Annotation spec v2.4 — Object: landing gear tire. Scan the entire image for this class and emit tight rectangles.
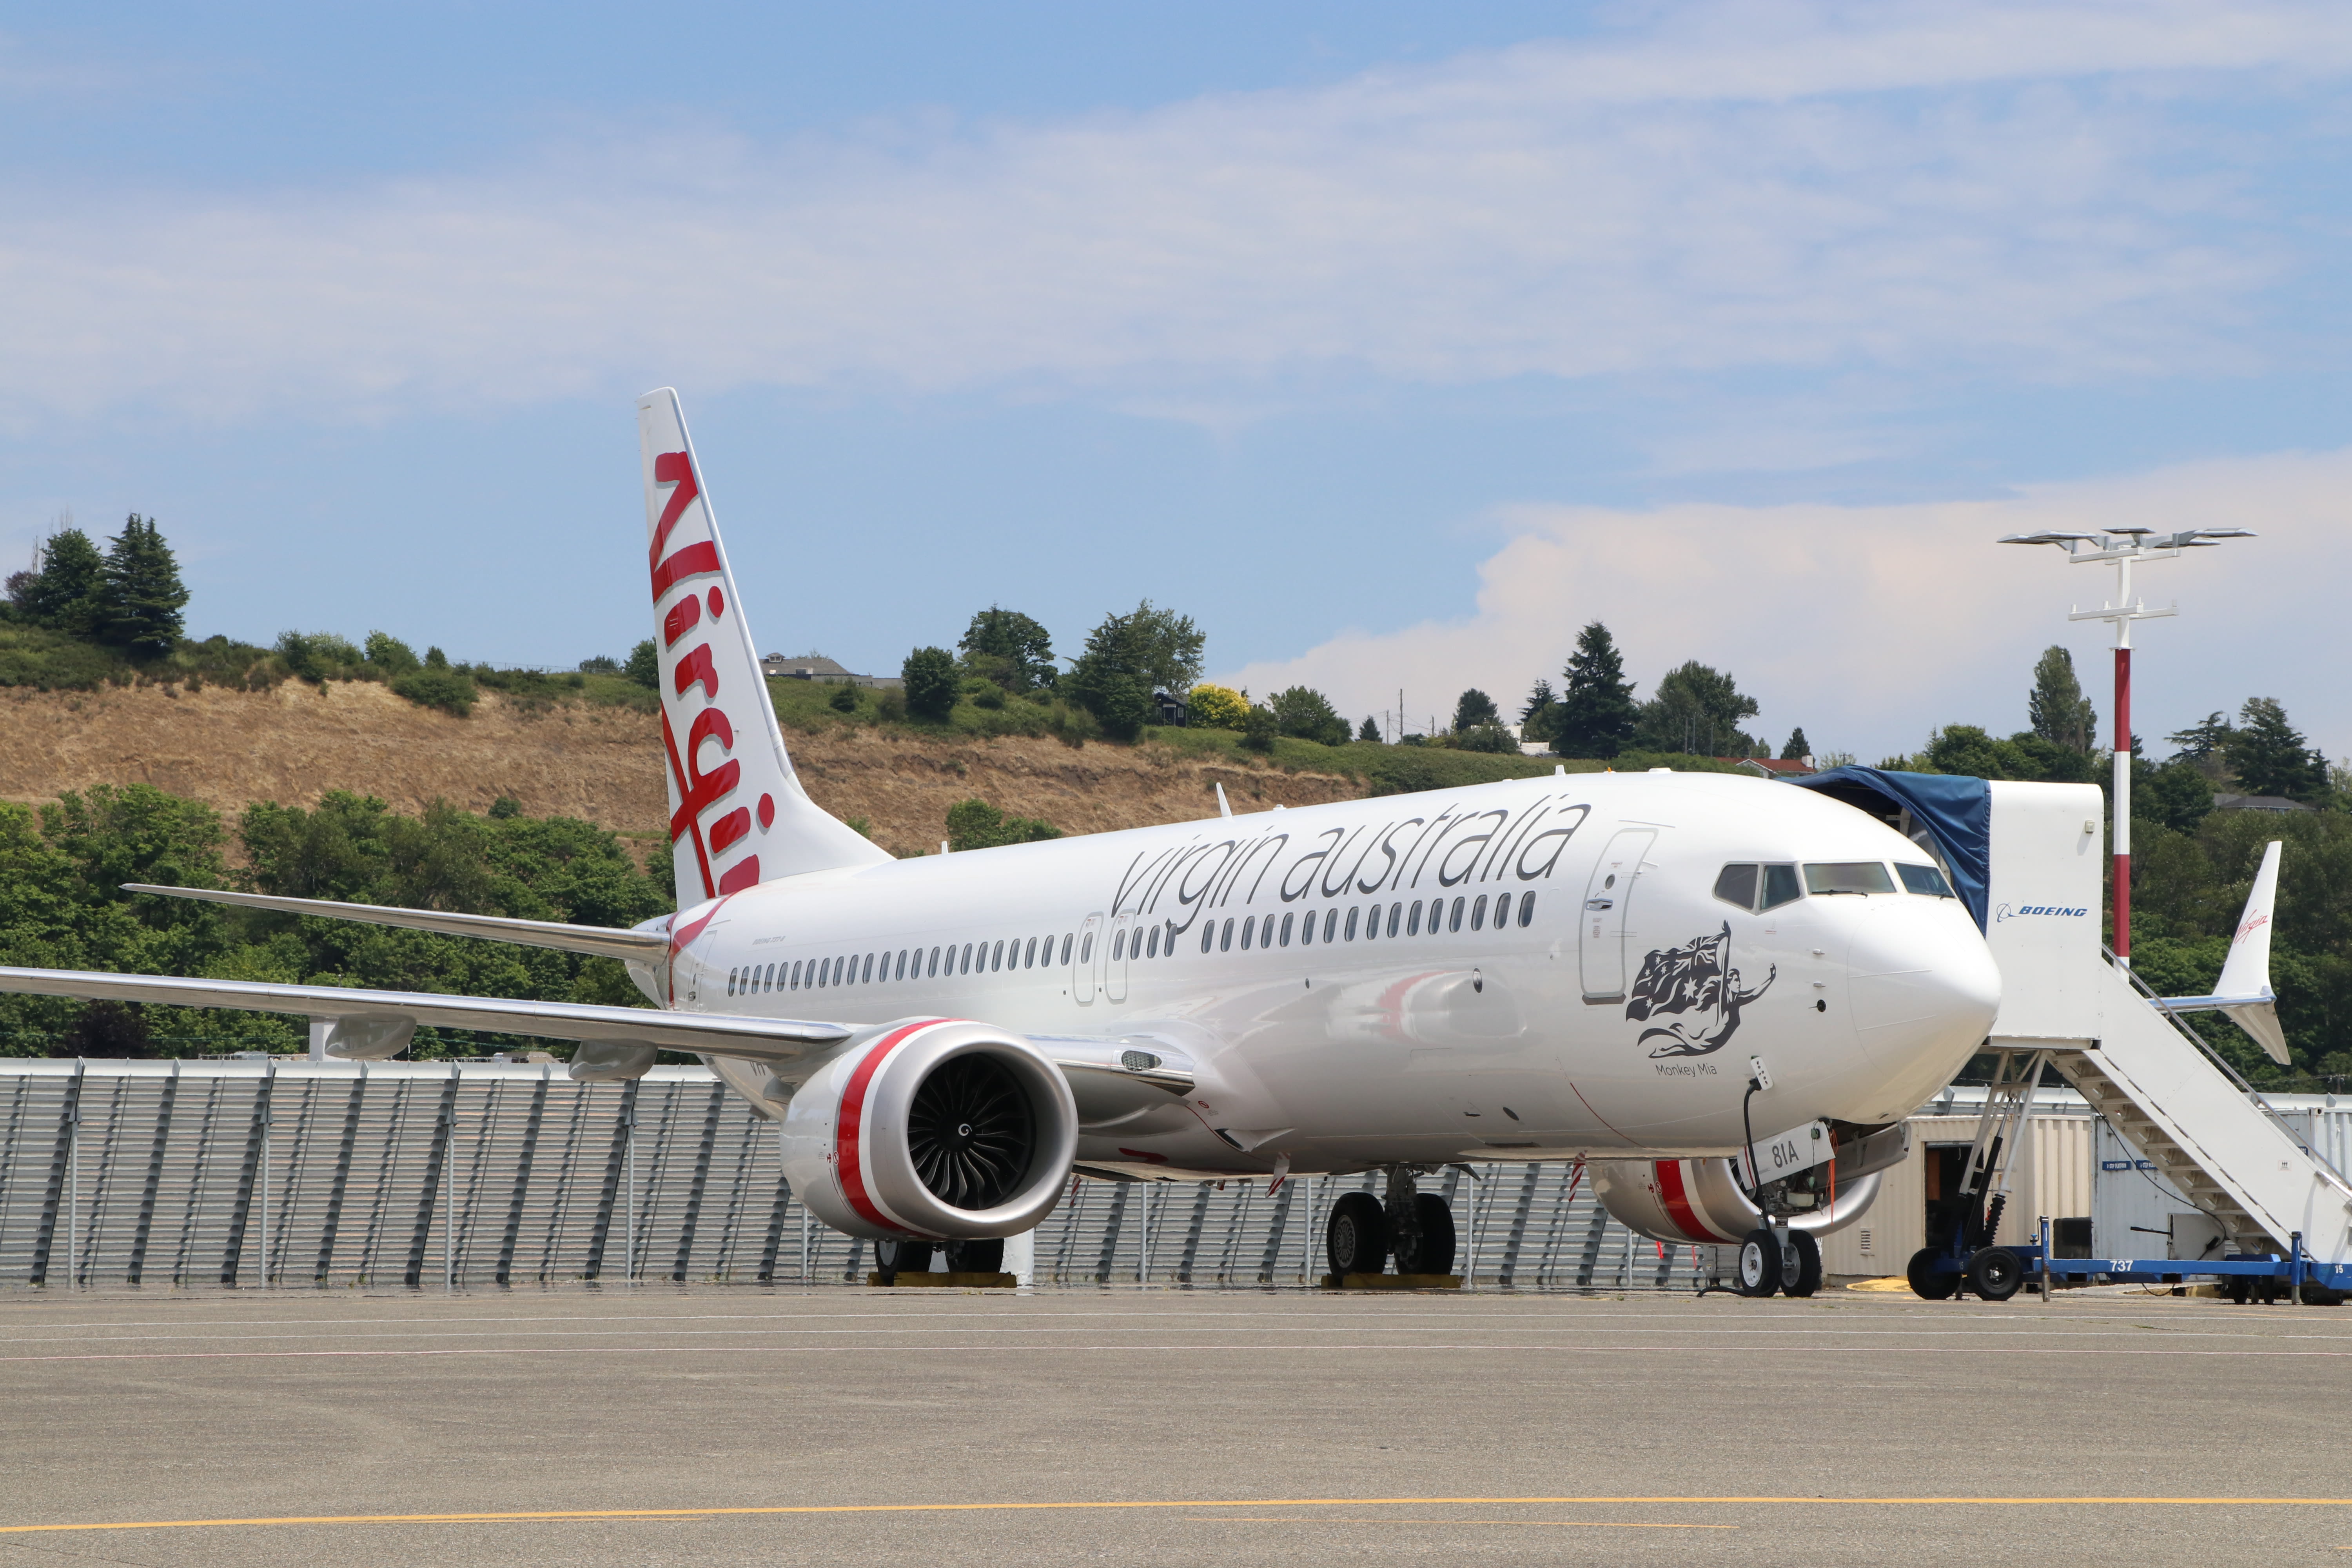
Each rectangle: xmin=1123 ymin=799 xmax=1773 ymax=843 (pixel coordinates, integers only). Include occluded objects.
xmin=1737 ymin=1229 xmax=1784 ymax=1297
xmin=944 ymin=1238 xmax=1004 ymax=1274
xmin=1965 ymin=1246 xmax=2024 ymax=1302
xmin=1393 ymin=1194 xmax=1457 ymax=1275
xmin=874 ymin=1239 xmax=933 ymax=1277
xmin=1907 ymin=1246 xmax=1959 ymax=1301
xmin=1327 ymin=1192 xmax=1388 ymax=1276
xmin=1784 ymin=1230 xmax=1823 ymax=1298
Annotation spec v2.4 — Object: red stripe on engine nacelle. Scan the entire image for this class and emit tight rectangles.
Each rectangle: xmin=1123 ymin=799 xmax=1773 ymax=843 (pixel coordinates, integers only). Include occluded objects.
xmin=1655 ymin=1160 xmax=1735 ymax=1244
xmin=835 ymin=1019 xmax=949 ymax=1236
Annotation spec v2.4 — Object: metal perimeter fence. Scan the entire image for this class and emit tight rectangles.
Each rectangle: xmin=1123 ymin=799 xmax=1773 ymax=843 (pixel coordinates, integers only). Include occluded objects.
xmin=0 ymin=1058 xmax=1706 ymax=1292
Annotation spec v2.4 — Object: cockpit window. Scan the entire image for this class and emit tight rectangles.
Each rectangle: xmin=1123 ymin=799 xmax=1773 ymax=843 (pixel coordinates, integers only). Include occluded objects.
xmin=1716 ymin=862 xmax=1804 ymax=912
xmin=1896 ymin=863 xmax=1955 ymax=898
xmin=1805 ymin=861 xmax=1895 ymax=895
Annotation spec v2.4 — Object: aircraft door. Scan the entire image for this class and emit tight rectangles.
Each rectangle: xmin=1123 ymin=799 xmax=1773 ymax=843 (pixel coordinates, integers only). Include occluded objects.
xmin=1105 ymin=914 xmax=1132 ymax=1003
xmin=1580 ymin=829 xmax=1656 ymax=1004
xmin=1074 ymin=914 xmax=1103 ymax=1004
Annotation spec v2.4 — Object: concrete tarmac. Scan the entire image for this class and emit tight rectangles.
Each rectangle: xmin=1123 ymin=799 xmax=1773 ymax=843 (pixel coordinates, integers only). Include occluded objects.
xmin=0 ymin=1283 xmax=2344 ymax=1566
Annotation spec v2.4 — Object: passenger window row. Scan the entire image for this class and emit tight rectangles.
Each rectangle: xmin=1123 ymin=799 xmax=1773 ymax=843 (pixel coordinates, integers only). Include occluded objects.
xmin=726 ymin=931 xmax=1079 ymax=998
xmin=1197 ymin=891 xmax=1536 ymax=953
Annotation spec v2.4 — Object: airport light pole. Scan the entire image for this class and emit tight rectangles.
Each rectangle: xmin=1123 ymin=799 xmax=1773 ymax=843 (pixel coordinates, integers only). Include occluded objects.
xmin=1996 ymin=527 xmax=2254 ymax=969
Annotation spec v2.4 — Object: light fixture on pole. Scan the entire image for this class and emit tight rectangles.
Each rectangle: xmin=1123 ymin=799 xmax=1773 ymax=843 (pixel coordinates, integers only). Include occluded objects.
xmin=1996 ymin=526 xmax=2254 ymax=969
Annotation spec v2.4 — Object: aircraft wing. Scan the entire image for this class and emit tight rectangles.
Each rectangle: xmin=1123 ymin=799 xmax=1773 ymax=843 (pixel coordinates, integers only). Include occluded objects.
xmin=120 ymin=884 xmax=669 ymax=962
xmin=0 ymin=965 xmax=844 ymax=1064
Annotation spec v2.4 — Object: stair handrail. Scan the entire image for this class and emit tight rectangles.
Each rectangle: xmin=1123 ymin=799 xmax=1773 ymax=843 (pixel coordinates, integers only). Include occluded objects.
xmin=2108 ymin=946 xmax=2352 ymax=1199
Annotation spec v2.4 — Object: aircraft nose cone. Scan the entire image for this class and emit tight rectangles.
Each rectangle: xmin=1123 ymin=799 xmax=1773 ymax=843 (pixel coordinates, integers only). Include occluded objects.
xmin=1842 ymin=904 xmax=2002 ymax=1116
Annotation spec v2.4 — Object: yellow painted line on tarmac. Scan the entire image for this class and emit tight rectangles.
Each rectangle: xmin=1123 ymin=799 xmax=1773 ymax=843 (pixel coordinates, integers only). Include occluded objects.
xmin=5 ymin=1496 xmax=2352 ymax=1535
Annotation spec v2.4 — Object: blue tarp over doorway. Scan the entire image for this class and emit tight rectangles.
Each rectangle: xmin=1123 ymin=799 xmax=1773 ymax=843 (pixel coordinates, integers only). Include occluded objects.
xmin=1791 ymin=767 xmax=1992 ymax=931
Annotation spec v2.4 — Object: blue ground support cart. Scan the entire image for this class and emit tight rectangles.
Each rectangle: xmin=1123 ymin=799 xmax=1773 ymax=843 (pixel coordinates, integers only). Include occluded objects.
xmin=1908 ymin=1216 xmax=2352 ymax=1305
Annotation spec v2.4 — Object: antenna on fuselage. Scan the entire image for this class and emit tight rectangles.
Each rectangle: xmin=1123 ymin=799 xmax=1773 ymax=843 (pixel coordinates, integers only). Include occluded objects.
xmin=1215 ymin=782 xmax=1232 ymax=819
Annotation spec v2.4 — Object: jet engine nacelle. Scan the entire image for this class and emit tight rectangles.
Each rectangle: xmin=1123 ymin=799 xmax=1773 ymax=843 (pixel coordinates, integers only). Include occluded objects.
xmin=779 ymin=1018 xmax=1079 ymax=1242
xmin=1592 ymin=1158 xmax=1882 ymax=1246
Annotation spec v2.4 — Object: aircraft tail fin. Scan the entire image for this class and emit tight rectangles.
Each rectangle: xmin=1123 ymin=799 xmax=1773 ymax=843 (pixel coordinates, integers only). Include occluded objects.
xmin=2216 ymin=840 xmax=2288 ymax=1064
xmin=2158 ymin=839 xmax=2288 ymax=1065
xmin=636 ymin=388 xmax=889 ymax=909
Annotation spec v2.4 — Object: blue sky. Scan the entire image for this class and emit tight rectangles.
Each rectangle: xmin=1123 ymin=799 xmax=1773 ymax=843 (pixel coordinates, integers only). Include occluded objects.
xmin=5 ymin=2 xmax=2349 ymax=762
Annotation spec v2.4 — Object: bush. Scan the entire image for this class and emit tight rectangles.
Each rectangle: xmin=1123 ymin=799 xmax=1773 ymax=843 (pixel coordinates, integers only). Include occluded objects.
xmin=276 ymin=630 xmax=363 ymax=680
xmin=877 ymin=688 xmax=906 ymax=722
xmin=1189 ymin=683 xmax=1249 ymax=730
xmin=577 ymin=654 xmax=620 ymax=675
xmin=946 ymin=798 xmax=1063 ymax=852
xmin=1241 ymin=704 xmax=1277 ymax=752
xmin=1454 ymin=723 xmax=1519 ymax=754
xmin=1087 ymin=673 xmax=1151 ymax=742
xmin=902 ymin=646 xmax=960 ymax=721
xmin=1270 ymin=686 xmax=1348 ymax=746
xmin=392 ymin=666 xmax=478 ymax=717
xmin=365 ymin=631 xmax=421 ymax=675
xmin=828 ymin=684 xmax=860 ymax=713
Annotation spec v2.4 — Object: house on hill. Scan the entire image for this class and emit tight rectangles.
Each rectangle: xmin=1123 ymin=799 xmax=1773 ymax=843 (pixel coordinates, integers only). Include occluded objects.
xmin=758 ymin=652 xmax=902 ymax=690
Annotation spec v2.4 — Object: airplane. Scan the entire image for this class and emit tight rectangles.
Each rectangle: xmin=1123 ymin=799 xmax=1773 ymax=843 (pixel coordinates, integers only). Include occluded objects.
xmin=0 ymin=389 xmax=2004 ymax=1292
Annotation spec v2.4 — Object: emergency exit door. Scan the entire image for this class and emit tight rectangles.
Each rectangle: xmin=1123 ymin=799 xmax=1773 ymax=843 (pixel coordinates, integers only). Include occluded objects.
xmin=1579 ymin=829 xmax=1655 ymax=1003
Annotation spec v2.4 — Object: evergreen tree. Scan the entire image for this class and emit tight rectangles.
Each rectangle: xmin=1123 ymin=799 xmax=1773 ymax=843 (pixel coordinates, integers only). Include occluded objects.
xmin=1781 ymin=727 xmax=1811 ymax=761
xmin=96 ymin=514 xmax=188 ymax=655
xmin=2226 ymin=697 xmax=2328 ymax=801
xmin=1452 ymin=688 xmax=1501 ymax=732
xmin=1357 ymin=715 xmax=1382 ymax=744
xmin=1553 ymin=621 xmax=1637 ymax=759
xmin=23 ymin=527 xmax=105 ymax=635
xmin=2027 ymin=645 xmax=2098 ymax=753
xmin=1519 ymin=677 xmax=1559 ymax=742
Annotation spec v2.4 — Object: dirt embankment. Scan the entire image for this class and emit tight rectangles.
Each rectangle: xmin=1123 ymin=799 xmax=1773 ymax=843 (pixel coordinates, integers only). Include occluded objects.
xmin=0 ymin=683 xmax=1366 ymax=856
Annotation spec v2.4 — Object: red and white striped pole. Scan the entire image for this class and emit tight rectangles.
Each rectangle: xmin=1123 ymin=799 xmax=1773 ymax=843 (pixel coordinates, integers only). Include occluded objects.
xmin=2003 ymin=526 xmax=2255 ymax=973
xmin=2112 ymin=643 xmax=2131 ymax=966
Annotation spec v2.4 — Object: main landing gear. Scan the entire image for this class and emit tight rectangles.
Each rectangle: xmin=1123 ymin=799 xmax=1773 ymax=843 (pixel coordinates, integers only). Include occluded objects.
xmin=1735 ymin=1226 xmax=1821 ymax=1298
xmin=872 ymin=1237 xmax=1004 ymax=1281
xmin=1326 ymin=1168 xmax=1457 ymax=1278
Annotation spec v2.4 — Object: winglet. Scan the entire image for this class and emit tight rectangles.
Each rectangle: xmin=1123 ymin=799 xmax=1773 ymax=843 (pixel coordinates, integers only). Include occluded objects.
xmin=1215 ymin=781 xmax=1232 ymax=819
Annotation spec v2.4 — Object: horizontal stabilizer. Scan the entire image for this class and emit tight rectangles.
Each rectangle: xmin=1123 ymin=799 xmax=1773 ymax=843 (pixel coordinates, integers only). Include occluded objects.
xmin=0 ymin=965 xmax=846 ymax=1064
xmin=122 ymin=885 xmax=669 ymax=962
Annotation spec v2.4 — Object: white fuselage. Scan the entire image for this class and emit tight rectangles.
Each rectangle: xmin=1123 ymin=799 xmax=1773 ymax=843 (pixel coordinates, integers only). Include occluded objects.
xmin=666 ymin=770 xmax=2000 ymax=1177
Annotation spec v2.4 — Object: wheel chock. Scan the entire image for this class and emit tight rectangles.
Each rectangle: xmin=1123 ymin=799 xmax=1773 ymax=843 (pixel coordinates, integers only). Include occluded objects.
xmin=1319 ymin=1272 xmax=1463 ymax=1290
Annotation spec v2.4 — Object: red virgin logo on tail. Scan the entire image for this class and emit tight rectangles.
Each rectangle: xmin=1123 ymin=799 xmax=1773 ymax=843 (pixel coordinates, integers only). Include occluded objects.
xmin=651 ymin=449 xmax=766 ymax=900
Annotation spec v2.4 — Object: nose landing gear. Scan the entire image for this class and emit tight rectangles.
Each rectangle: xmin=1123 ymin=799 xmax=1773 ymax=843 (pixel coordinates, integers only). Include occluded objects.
xmin=1735 ymin=1225 xmax=1822 ymax=1297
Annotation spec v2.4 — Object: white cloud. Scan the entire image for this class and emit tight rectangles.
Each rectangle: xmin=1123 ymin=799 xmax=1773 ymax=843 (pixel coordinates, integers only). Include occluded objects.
xmin=1 ymin=2 xmax=2343 ymax=421
xmin=1219 ymin=446 xmax=2352 ymax=764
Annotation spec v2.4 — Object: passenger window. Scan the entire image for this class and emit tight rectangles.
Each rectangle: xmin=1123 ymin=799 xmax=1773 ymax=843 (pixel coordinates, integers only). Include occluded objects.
xmin=961 ymin=943 xmax=974 ymax=975
xmin=1060 ymin=934 xmax=1072 ymax=965
xmin=1323 ymin=908 xmax=1338 ymax=943
xmin=1200 ymin=923 xmax=1214 ymax=954
xmin=1345 ymin=906 xmax=1359 ymax=940
xmin=1517 ymin=891 xmax=1535 ymax=927
xmin=1760 ymin=864 xmax=1802 ymax=911
xmin=1112 ymin=929 xmax=1125 ymax=962
xmin=991 ymin=940 xmax=1004 ymax=971
xmin=928 ymin=946 xmax=941 ymax=977
xmin=765 ymin=964 xmax=775 ymax=992
xmin=1805 ymin=862 xmax=1895 ymax=896
xmin=1450 ymin=897 xmax=1465 ymax=932
xmin=1388 ymin=902 xmax=1403 ymax=937
xmin=1713 ymin=864 xmax=1759 ymax=911
xmin=1470 ymin=895 xmax=1487 ymax=931
xmin=1146 ymin=927 xmax=1160 ymax=958
xmin=1221 ymin=918 xmax=1234 ymax=952
xmin=1363 ymin=904 xmax=1378 ymax=941
xmin=1411 ymin=901 xmax=1426 ymax=936
xmin=1079 ymin=933 xmax=1093 ymax=964
xmin=1896 ymin=864 xmax=1955 ymax=897
xmin=727 ymin=968 xmax=737 ymax=996
xmin=1300 ymin=910 xmax=1315 ymax=946
xmin=1022 ymin=936 xmax=1036 ymax=968
xmin=1279 ymin=912 xmax=1294 ymax=946
xmin=863 ymin=954 xmax=875 ymax=983
xmin=1241 ymin=916 xmax=1255 ymax=950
